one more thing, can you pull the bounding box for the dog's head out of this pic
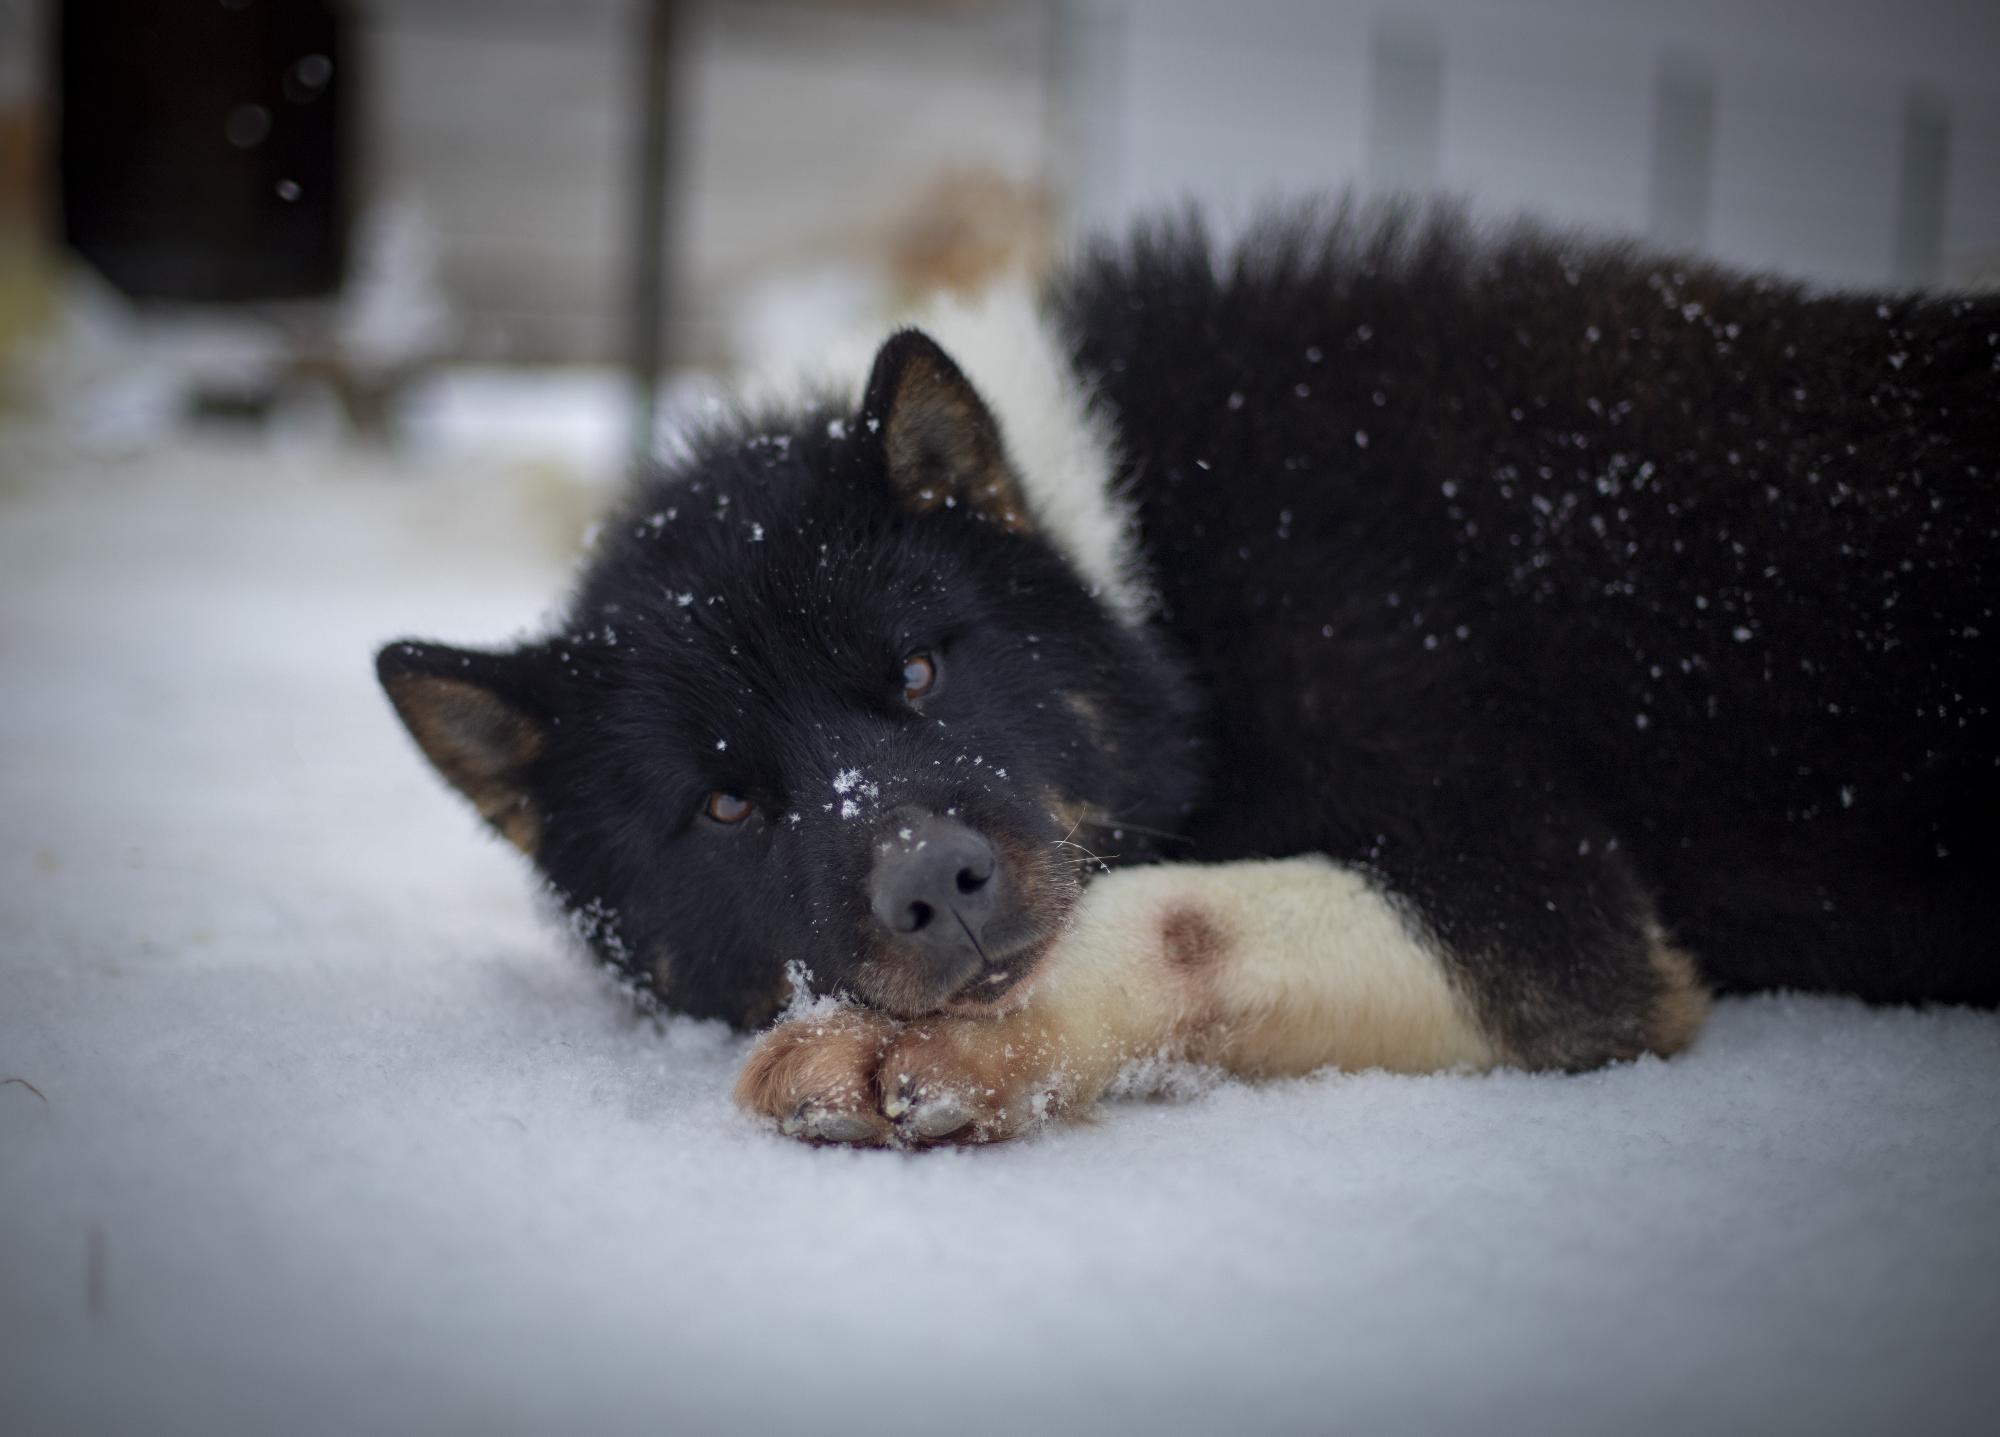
[377,330,1202,1025]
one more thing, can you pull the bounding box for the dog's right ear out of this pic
[856,328,1033,532]
[375,640,549,855]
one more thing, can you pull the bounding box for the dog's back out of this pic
[1051,205,1999,1007]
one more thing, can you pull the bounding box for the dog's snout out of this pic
[870,810,999,946]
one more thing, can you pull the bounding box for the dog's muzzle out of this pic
[869,808,1000,981]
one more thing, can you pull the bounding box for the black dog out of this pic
[379,203,1998,1145]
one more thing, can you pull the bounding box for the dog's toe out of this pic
[875,1020,1068,1145]
[736,1006,900,1146]
[736,1004,1074,1148]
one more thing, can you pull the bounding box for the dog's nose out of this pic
[870,810,999,953]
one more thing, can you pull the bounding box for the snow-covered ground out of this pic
[3,421,1996,1437]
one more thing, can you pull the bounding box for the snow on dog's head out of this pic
[378,329,1200,1025]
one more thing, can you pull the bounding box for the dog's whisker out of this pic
[1051,836,1118,874]
[950,907,992,965]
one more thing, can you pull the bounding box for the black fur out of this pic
[1051,204,1999,1059]
[381,202,1998,1055]
[381,340,1200,1024]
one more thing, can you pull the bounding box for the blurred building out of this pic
[3,0,1995,390]
[1067,0,1998,296]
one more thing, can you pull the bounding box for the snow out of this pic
[3,425,1998,1437]
[832,767,882,821]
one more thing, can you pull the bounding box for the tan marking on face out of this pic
[1060,690,1114,753]
[849,941,958,1019]
[990,823,1080,928]
[1041,787,1090,841]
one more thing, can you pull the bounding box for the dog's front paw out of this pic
[735,1005,1076,1148]
[733,1006,903,1145]
[871,1014,1073,1145]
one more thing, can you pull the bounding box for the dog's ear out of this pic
[375,640,549,855]
[857,328,1032,531]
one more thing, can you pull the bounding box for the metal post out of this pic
[1894,87,1951,290]
[629,0,675,472]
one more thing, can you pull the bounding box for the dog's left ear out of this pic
[375,640,549,855]
[857,328,1033,532]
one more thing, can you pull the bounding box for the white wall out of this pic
[1065,0,2000,290]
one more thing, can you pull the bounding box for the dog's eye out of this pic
[901,651,938,702]
[704,790,752,824]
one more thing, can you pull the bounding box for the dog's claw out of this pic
[805,1111,879,1143]
[909,1099,971,1139]
[780,1102,879,1144]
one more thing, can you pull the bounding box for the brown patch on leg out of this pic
[1644,936,1712,1056]
[849,942,955,1020]
[1159,904,1227,974]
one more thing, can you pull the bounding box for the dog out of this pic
[378,202,1999,1147]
